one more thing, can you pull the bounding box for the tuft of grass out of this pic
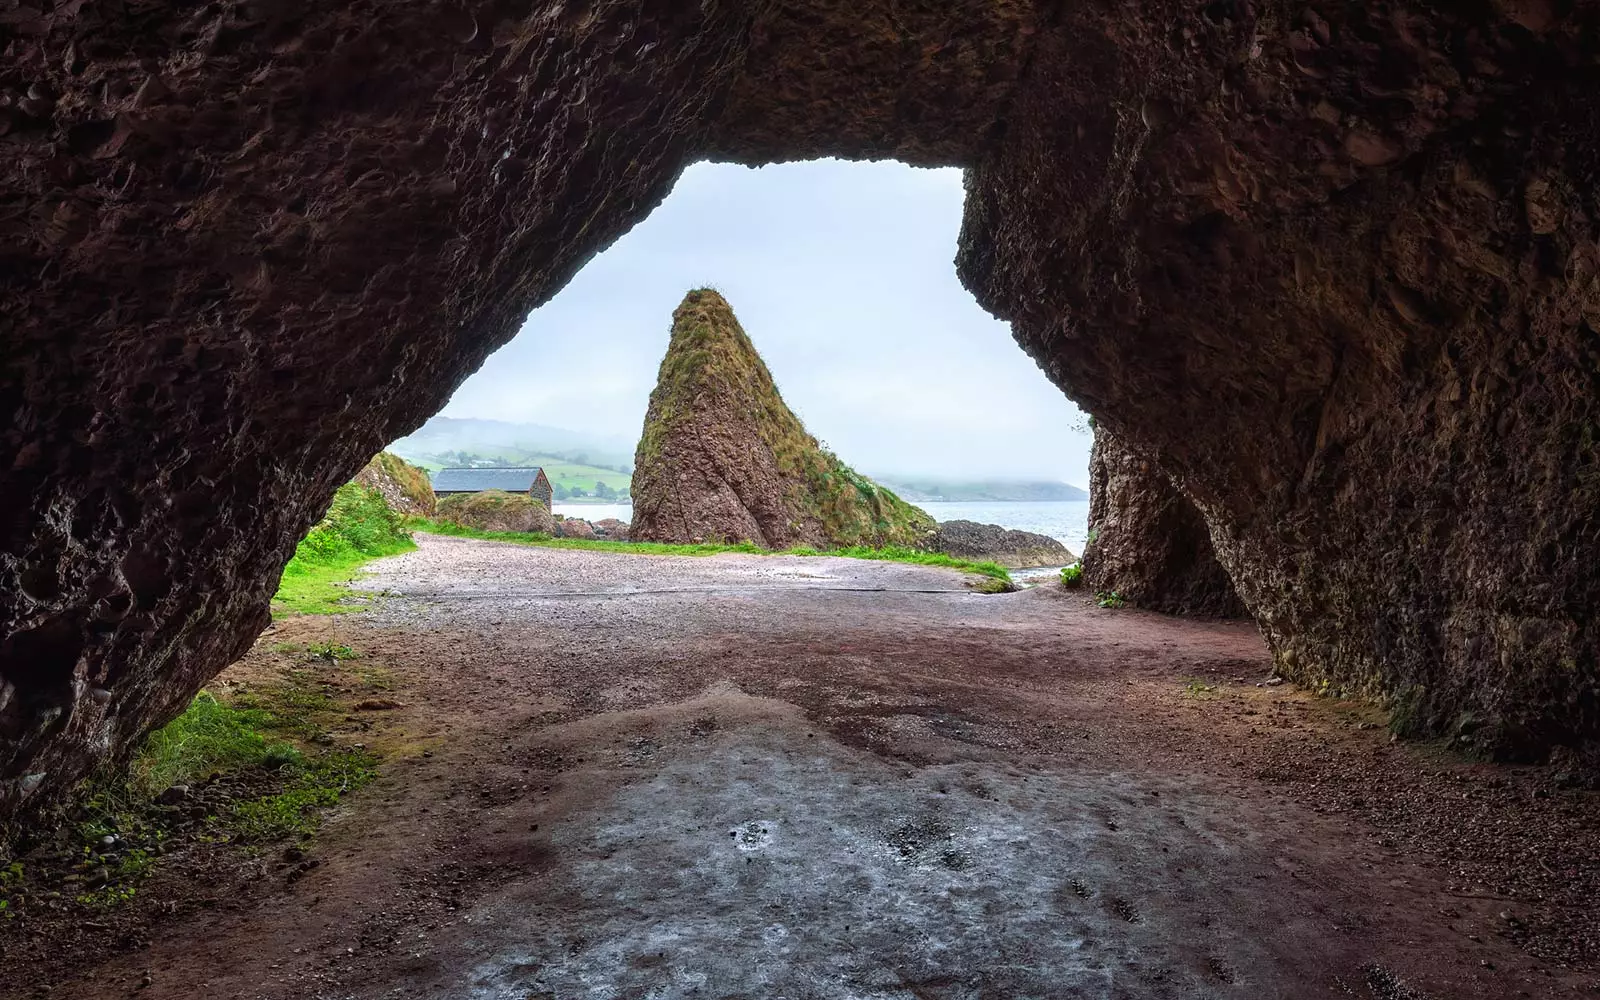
[1095,590,1126,609]
[273,483,415,617]
[408,519,1012,585]
[133,692,283,794]
[1060,563,1083,588]
[1182,678,1218,698]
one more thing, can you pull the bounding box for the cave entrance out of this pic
[400,158,1094,552]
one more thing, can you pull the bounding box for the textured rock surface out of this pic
[436,492,552,535]
[352,453,436,518]
[1081,431,1247,619]
[932,520,1075,571]
[592,518,629,541]
[631,290,936,550]
[3,0,1599,824]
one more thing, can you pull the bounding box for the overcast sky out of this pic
[438,159,1093,487]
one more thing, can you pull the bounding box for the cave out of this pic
[3,0,1599,831]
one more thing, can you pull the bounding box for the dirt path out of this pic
[18,534,1600,998]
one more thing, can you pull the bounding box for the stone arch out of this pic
[4,0,1599,822]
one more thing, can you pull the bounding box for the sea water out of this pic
[555,500,1091,555]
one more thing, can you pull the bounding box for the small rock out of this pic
[156,784,190,805]
[1264,676,1285,687]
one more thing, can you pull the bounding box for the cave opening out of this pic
[4,0,1600,989]
[404,157,1096,550]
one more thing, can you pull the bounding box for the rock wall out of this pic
[1080,430,1247,619]
[3,1,1599,823]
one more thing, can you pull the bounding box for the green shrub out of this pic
[1095,590,1126,609]
[274,483,415,616]
[1060,563,1083,588]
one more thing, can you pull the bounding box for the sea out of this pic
[555,500,1091,555]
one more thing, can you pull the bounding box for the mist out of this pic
[434,159,1093,487]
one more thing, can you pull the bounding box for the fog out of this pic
[436,159,1093,487]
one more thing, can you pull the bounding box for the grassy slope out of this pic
[401,445,632,492]
[272,483,415,616]
[410,518,1010,587]
[637,289,934,548]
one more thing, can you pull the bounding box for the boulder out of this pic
[931,521,1074,570]
[436,491,553,535]
[593,518,630,541]
[631,290,935,550]
[554,518,596,540]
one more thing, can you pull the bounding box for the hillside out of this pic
[631,289,934,549]
[873,477,1087,502]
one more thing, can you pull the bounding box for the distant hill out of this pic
[873,477,1088,502]
[630,289,935,549]
[389,417,1086,506]
[390,416,636,472]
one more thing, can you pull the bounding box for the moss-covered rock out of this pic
[631,290,935,549]
[353,452,436,517]
[436,490,552,534]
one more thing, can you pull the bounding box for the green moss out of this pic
[6,675,379,916]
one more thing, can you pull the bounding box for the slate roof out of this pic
[432,467,547,493]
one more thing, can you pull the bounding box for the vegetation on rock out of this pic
[436,489,554,534]
[353,451,437,516]
[632,289,935,549]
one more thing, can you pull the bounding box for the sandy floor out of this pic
[16,534,1599,999]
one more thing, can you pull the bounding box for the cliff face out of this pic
[3,1,1599,824]
[1081,431,1247,620]
[630,290,935,550]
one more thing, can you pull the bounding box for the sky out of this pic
[438,159,1093,487]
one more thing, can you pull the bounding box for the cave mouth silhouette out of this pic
[4,0,1598,828]
[416,157,1096,507]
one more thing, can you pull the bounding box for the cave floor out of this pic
[13,534,1599,999]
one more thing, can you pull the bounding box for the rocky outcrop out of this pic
[551,517,595,541]
[592,519,630,541]
[1080,431,1247,619]
[4,1,1599,825]
[437,492,552,535]
[631,290,936,550]
[932,521,1074,571]
[352,452,435,518]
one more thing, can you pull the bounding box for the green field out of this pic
[392,445,633,499]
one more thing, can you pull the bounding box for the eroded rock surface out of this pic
[3,0,1599,823]
[630,290,935,550]
[1081,430,1247,619]
[932,520,1075,571]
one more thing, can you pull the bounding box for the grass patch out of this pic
[2,671,379,917]
[409,519,1012,585]
[273,482,415,617]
